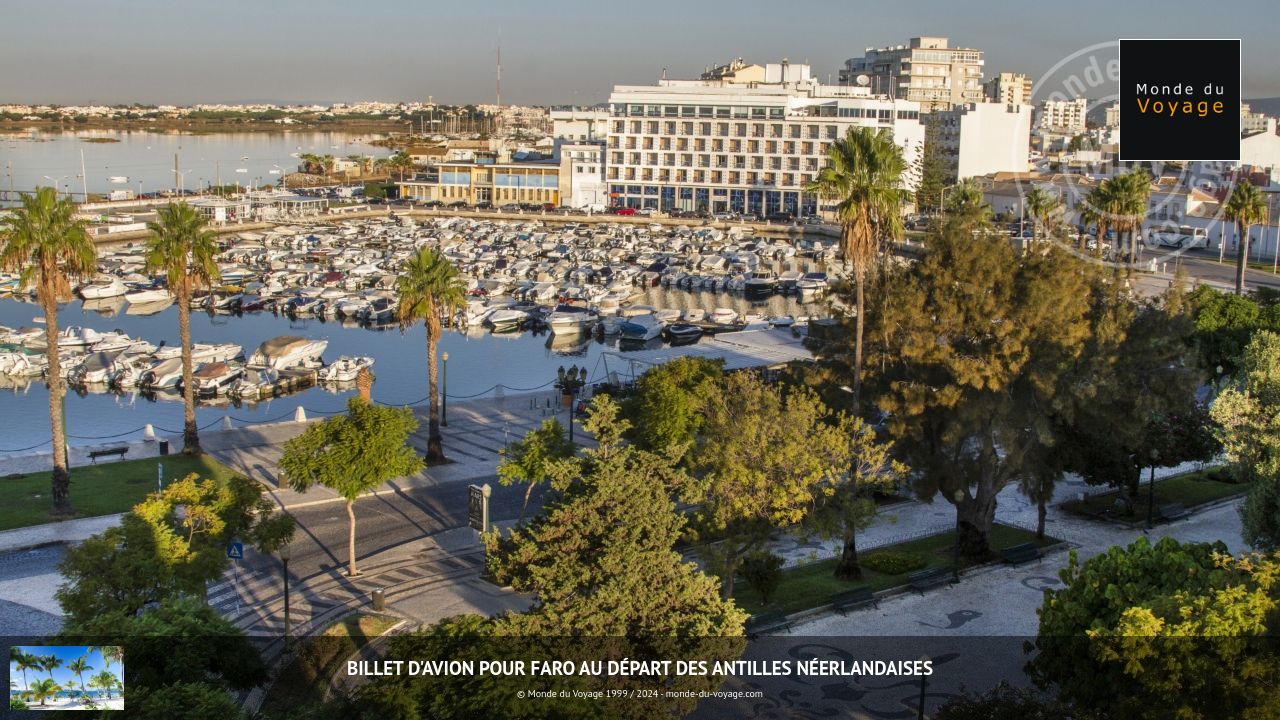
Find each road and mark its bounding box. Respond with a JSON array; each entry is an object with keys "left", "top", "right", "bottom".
[{"left": 1144, "top": 244, "right": 1280, "bottom": 290}]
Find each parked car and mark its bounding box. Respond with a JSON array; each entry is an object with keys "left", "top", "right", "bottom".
[
  {"left": 765, "top": 212, "right": 795, "bottom": 223},
  {"left": 445, "top": 200, "right": 467, "bottom": 208},
  {"left": 475, "top": 202, "right": 493, "bottom": 210},
  {"left": 611, "top": 207, "right": 637, "bottom": 216}
]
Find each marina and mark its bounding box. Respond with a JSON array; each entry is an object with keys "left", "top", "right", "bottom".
[{"left": 0, "top": 213, "right": 830, "bottom": 452}]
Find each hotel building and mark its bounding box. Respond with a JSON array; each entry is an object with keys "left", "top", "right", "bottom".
[
  {"left": 606, "top": 59, "right": 925, "bottom": 217},
  {"left": 840, "top": 37, "right": 985, "bottom": 112}
]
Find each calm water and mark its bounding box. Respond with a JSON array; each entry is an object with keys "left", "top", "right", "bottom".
[
  {"left": 0, "top": 129, "right": 392, "bottom": 199},
  {"left": 0, "top": 289, "right": 812, "bottom": 453}
]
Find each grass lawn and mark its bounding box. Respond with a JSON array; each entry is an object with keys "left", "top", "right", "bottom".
[
  {"left": 733, "top": 523, "right": 1057, "bottom": 617},
  {"left": 0, "top": 454, "right": 238, "bottom": 531},
  {"left": 1060, "top": 467, "right": 1248, "bottom": 520},
  {"left": 261, "top": 613, "right": 401, "bottom": 713}
]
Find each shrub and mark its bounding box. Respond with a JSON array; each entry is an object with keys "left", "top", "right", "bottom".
[
  {"left": 861, "top": 550, "right": 927, "bottom": 575},
  {"left": 739, "top": 551, "right": 785, "bottom": 605}
]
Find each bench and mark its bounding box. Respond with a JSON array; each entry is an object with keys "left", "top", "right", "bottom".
[
  {"left": 1001, "top": 542, "right": 1042, "bottom": 566},
  {"left": 1159, "top": 503, "right": 1192, "bottom": 522},
  {"left": 908, "top": 567, "right": 954, "bottom": 594},
  {"left": 831, "top": 586, "right": 879, "bottom": 615},
  {"left": 88, "top": 446, "right": 129, "bottom": 464},
  {"left": 745, "top": 610, "right": 791, "bottom": 638}
]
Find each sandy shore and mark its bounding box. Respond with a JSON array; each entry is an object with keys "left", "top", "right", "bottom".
[{"left": 25, "top": 696, "right": 124, "bottom": 711}]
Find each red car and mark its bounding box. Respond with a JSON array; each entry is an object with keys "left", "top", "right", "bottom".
[{"left": 612, "top": 207, "right": 637, "bottom": 216}]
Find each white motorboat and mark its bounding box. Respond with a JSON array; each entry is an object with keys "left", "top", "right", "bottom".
[
  {"left": 79, "top": 276, "right": 127, "bottom": 299},
  {"left": 664, "top": 323, "right": 704, "bottom": 344},
  {"left": 125, "top": 288, "right": 173, "bottom": 304},
  {"left": 68, "top": 350, "right": 123, "bottom": 385},
  {"left": 710, "top": 308, "right": 739, "bottom": 325},
  {"left": 0, "top": 352, "right": 44, "bottom": 377},
  {"left": 546, "top": 304, "right": 598, "bottom": 335},
  {"left": 56, "top": 326, "right": 109, "bottom": 348},
  {"left": 320, "top": 356, "right": 375, "bottom": 383},
  {"left": 229, "top": 367, "right": 280, "bottom": 399},
  {"left": 682, "top": 308, "right": 707, "bottom": 323},
  {"left": 619, "top": 313, "right": 665, "bottom": 342},
  {"left": 141, "top": 358, "right": 185, "bottom": 389},
  {"left": 125, "top": 298, "right": 174, "bottom": 316},
  {"left": 189, "top": 361, "right": 244, "bottom": 396},
  {"left": 597, "top": 315, "right": 624, "bottom": 336},
  {"left": 796, "top": 272, "right": 829, "bottom": 299},
  {"left": 485, "top": 308, "right": 530, "bottom": 333},
  {"left": 153, "top": 342, "right": 243, "bottom": 363},
  {"left": 248, "top": 335, "right": 328, "bottom": 369},
  {"left": 110, "top": 357, "right": 150, "bottom": 388},
  {"left": 654, "top": 308, "right": 682, "bottom": 324}
]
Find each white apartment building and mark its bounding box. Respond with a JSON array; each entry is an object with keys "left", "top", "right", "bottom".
[
  {"left": 841, "top": 37, "right": 985, "bottom": 112},
  {"left": 1037, "top": 98, "right": 1087, "bottom": 133},
  {"left": 983, "top": 72, "right": 1033, "bottom": 106},
  {"left": 558, "top": 142, "right": 608, "bottom": 209},
  {"left": 931, "top": 102, "right": 1033, "bottom": 181},
  {"left": 606, "top": 61, "right": 925, "bottom": 216},
  {"left": 1104, "top": 102, "right": 1120, "bottom": 128},
  {"left": 550, "top": 109, "right": 610, "bottom": 144},
  {"left": 1241, "top": 103, "right": 1272, "bottom": 136}
]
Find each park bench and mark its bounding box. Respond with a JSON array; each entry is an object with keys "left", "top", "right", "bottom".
[
  {"left": 1159, "top": 503, "right": 1192, "bottom": 522},
  {"left": 831, "top": 586, "right": 879, "bottom": 615},
  {"left": 745, "top": 610, "right": 791, "bottom": 638},
  {"left": 908, "top": 567, "right": 954, "bottom": 594},
  {"left": 88, "top": 446, "right": 129, "bottom": 464},
  {"left": 1000, "top": 542, "right": 1042, "bottom": 566}
]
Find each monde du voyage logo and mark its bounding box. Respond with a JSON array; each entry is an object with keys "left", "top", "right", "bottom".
[{"left": 1119, "top": 39, "right": 1241, "bottom": 162}]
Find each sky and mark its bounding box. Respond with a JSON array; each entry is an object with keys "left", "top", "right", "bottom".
[
  {"left": 2, "top": 0, "right": 1278, "bottom": 105},
  {"left": 9, "top": 646, "right": 122, "bottom": 692}
]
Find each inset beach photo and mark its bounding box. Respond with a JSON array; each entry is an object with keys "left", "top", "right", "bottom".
[{"left": 9, "top": 646, "right": 123, "bottom": 711}]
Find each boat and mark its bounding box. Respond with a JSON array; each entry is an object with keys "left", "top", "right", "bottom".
[
  {"left": 664, "top": 323, "right": 704, "bottom": 344},
  {"left": 796, "top": 272, "right": 829, "bottom": 299},
  {"left": 125, "top": 298, "right": 174, "bottom": 316},
  {"left": 619, "top": 313, "right": 665, "bottom": 342},
  {"left": 110, "top": 357, "right": 150, "bottom": 388},
  {"left": 769, "top": 315, "right": 795, "bottom": 327},
  {"left": 0, "top": 351, "right": 44, "bottom": 377},
  {"left": 228, "top": 367, "right": 280, "bottom": 399},
  {"left": 125, "top": 288, "right": 173, "bottom": 304},
  {"left": 68, "top": 350, "right": 124, "bottom": 385},
  {"left": 320, "top": 356, "right": 375, "bottom": 383},
  {"left": 153, "top": 342, "right": 242, "bottom": 363},
  {"left": 485, "top": 308, "right": 530, "bottom": 333},
  {"left": 682, "top": 308, "right": 707, "bottom": 323},
  {"left": 188, "top": 361, "right": 244, "bottom": 396},
  {"left": 546, "top": 304, "right": 598, "bottom": 335},
  {"left": 56, "top": 326, "right": 112, "bottom": 348},
  {"left": 140, "top": 358, "right": 185, "bottom": 389},
  {"left": 79, "top": 276, "right": 127, "bottom": 299},
  {"left": 248, "top": 336, "right": 328, "bottom": 369},
  {"left": 710, "top": 308, "right": 739, "bottom": 325},
  {"left": 744, "top": 271, "right": 777, "bottom": 298},
  {"left": 597, "top": 315, "right": 624, "bottom": 336},
  {"left": 285, "top": 295, "right": 323, "bottom": 315}
]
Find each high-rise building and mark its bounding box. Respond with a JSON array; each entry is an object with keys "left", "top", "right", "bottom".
[
  {"left": 840, "top": 37, "right": 985, "bottom": 112},
  {"left": 1104, "top": 102, "right": 1120, "bottom": 128},
  {"left": 983, "top": 72, "right": 1033, "bottom": 106},
  {"left": 1036, "top": 98, "right": 1087, "bottom": 133},
  {"left": 606, "top": 59, "right": 925, "bottom": 216},
  {"left": 929, "top": 102, "right": 1033, "bottom": 181}
]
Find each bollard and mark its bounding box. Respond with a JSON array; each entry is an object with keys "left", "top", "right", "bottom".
[
  {"left": 371, "top": 587, "right": 386, "bottom": 611},
  {"left": 143, "top": 424, "right": 156, "bottom": 441},
  {"left": 294, "top": 406, "right": 307, "bottom": 423},
  {"left": 222, "top": 416, "right": 233, "bottom": 430},
  {"left": 159, "top": 439, "right": 170, "bottom": 456}
]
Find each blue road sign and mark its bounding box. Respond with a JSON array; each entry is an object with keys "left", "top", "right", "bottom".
[{"left": 227, "top": 542, "right": 244, "bottom": 560}]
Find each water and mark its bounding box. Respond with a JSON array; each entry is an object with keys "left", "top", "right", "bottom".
[
  {"left": 0, "top": 129, "right": 392, "bottom": 200},
  {"left": 0, "top": 288, "right": 813, "bottom": 453}
]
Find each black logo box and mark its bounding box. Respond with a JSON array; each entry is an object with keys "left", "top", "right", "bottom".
[{"left": 1119, "top": 39, "right": 1241, "bottom": 162}]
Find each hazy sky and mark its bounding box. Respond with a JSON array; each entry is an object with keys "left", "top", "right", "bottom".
[{"left": 4, "top": 0, "right": 1278, "bottom": 105}]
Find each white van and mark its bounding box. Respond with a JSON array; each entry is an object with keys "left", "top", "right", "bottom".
[{"left": 1149, "top": 224, "right": 1208, "bottom": 249}]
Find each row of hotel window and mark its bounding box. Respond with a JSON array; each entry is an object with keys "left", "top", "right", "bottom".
[
  {"left": 439, "top": 172, "right": 559, "bottom": 187},
  {"left": 612, "top": 115, "right": 912, "bottom": 138},
  {"left": 610, "top": 138, "right": 838, "bottom": 155},
  {"left": 605, "top": 168, "right": 816, "bottom": 187},
  {"left": 611, "top": 153, "right": 821, "bottom": 171},
  {"left": 612, "top": 104, "right": 920, "bottom": 121}
]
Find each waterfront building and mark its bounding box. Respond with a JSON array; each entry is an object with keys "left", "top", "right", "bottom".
[
  {"left": 1036, "top": 98, "right": 1087, "bottom": 134},
  {"left": 840, "top": 37, "right": 985, "bottom": 112},
  {"left": 398, "top": 159, "right": 560, "bottom": 206},
  {"left": 606, "top": 60, "right": 924, "bottom": 216},
  {"left": 558, "top": 143, "right": 608, "bottom": 209},
  {"left": 551, "top": 108, "right": 610, "bottom": 144},
  {"left": 930, "top": 102, "right": 1033, "bottom": 181},
  {"left": 983, "top": 72, "right": 1033, "bottom": 106}
]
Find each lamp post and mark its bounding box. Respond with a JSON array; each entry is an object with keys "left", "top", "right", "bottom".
[
  {"left": 279, "top": 542, "right": 292, "bottom": 650},
  {"left": 952, "top": 489, "right": 965, "bottom": 581},
  {"left": 554, "top": 365, "right": 588, "bottom": 444},
  {"left": 917, "top": 654, "right": 930, "bottom": 720},
  {"left": 441, "top": 352, "right": 449, "bottom": 427},
  {"left": 1146, "top": 448, "right": 1159, "bottom": 529},
  {"left": 43, "top": 175, "right": 69, "bottom": 199}
]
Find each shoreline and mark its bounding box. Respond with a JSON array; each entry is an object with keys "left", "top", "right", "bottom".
[{"left": 0, "top": 119, "right": 414, "bottom": 136}]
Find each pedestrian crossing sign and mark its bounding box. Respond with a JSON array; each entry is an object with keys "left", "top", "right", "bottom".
[{"left": 227, "top": 542, "right": 244, "bottom": 560}]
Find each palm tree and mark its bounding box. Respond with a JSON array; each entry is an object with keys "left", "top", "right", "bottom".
[
  {"left": 805, "top": 126, "right": 908, "bottom": 413},
  {"left": 397, "top": 247, "right": 467, "bottom": 461},
  {"left": 944, "top": 178, "right": 993, "bottom": 229},
  {"left": 1224, "top": 180, "right": 1268, "bottom": 296},
  {"left": 1111, "top": 169, "right": 1151, "bottom": 264},
  {"left": 0, "top": 187, "right": 97, "bottom": 515},
  {"left": 1081, "top": 182, "right": 1114, "bottom": 257},
  {"left": 89, "top": 671, "right": 118, "bottom": 700},
  {"left": 95, "top": 646, "right": 122, "bottom": 676},
  {"left": 27, "top": 678, "right": 60, "bottom": 707},
  {"left": 66, "top": 657, "right": 91, "bottom": 699},
  {"left": 1024, "top": 186, "right": 1062, "bottom": 244},
  {"left": 145, "top": 204, "right": 221, "bottom": 453},
  {"left": 39, "top": 654, "right": 62, "bottom": 683},
  {"left": 12, "top": 649, "right": 39, "bottom": 695}
]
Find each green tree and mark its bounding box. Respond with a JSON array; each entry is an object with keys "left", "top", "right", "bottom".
[
  {"left": 145, "top": 203, "right": 221, "bottom": 454},
  {"left": 806, "top": 126, "right": 909, "bottom": 413},
  {"left": 56, "top": 474, "right": 294, "bottom": 621},
  {"left": 943, "top": 178, "right": 991, "bottom": 227},
  {"left": 1024, "top": 186, "right": 1063, "bottom": 244},
  {"left": 1212, "top": 330, "right": 1280, "bottom": 548},
  {"left": 0, "top": 186, "right": 97, "bottom": 515},
  {"left": 1187, "top": 284, "right": 1269, "bottom": 376},
  {"left": 619, "top": 356, "right": 723, "bottom": 459},
  {"left": 39, "top": 654, "right": 61, "bottom": 682},
  {"left": 686, "top": 372, "right": 853, "bottom": 595},
  {"left": 1028, "top": 537, "right": 1280, "bottom": 720},
  {"left": 27, "top": 678, "right": 61, "bottom": 707},
  {"left": 934, "top": 682, "right": 1091, "bottom": 720},
  {"left": 67, "top": 656, "right": 92, "bottom": 699},
  {"left": 1111, "top": 168, "right": 1152, "bottom": 264},
  {"left": 915, "top": 121, "right": 948, "bottom": 212},
  {"left": 11, "top": 649, "right": 40, "bottom": 695},
  {"left": 1225, "top": 180, "right": 1268, "bottom": 296},
  {"left": 497, "top": 418, "right": 574, "bottom": 518},
  {"left": 397, "top": 247, "right": 467, "bottom": 461},
  {"left": 1080, "top": 182, "right": 1115, "bottom": 256},
  {"left": 739, "top": 550, "right": 785, "bottom": 605},
  {"left": 89, "top": 671, "right": 119, "bottom": 700},
  {"left": 279, "top": 396, "right": 423, "bottom": 576}
]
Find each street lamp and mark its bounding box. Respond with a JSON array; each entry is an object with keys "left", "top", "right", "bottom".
[
  {"left": 1146, "top": 448, "right": 1160, "bottom": 529},
  {"left": 917, "top": 654, "right": 930, "bottom": 720},
  {"left": 43, "top": 175, "right": 69, "bottom": 199},
  {"left": 554, "top": 365, "right": 589, "bottom": 443},
  {"left": 279, "top": 542, "right": 292, "bottom": 650},
  {"left": 441, "top": 352, "right": 449, "bottom": 427},
  {"left": 952, "top": 488, "right": 966, "bottom": 581}
]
